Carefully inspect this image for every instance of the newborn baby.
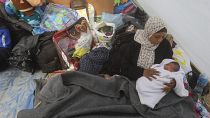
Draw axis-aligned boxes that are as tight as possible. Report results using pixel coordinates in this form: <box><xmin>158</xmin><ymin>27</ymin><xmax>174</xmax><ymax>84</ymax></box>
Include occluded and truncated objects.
<box><xmin>136</xmin><ymin>59</ymin><xmax>189</xmax><ymax>108</ymax></box>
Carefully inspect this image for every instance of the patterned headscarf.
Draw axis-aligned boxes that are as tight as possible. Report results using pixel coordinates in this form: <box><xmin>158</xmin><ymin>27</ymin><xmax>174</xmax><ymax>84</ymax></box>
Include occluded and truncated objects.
<box><xmin>134</xmin><ymin>17</ymin><xmax>166</xmax><ymax>69</ymax></box>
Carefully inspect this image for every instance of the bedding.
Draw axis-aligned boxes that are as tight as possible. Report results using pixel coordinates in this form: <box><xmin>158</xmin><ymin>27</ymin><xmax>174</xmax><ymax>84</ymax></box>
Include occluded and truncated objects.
<box><xmin>18</xmin><ymin>71</ymin><xmax>196</xmax><ymax>118</ymax></box>
<box><xmin>0</xmin><ymin>67</ymin><xmax>46</xmax><ymax>118</ymax></box>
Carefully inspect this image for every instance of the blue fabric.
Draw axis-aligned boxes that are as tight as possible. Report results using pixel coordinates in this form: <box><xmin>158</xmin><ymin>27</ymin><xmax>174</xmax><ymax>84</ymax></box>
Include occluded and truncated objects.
<box><xmin>193</xmin><ymin>73</ymin><xmax>209</xmax><ymax>95</ymax></box>
<box><xmin>32</xmin><ymin>27</ymin><xmax>46</xmax><ymax>35</ymax></box>
<box><xmin>114</xmin><ymin>0</ymin><xmax>132</xmax><ymax>14</ymax></box>
<box><xmin>79</xmin><ymin>47</ymin><xmax>109</xmax><ymax>75</ymax></box>
<box><xmin>0</xmin><ymin>67</ymin><xmax>46</xmax><ymax>118</ymax></box>
<box><xmin>0</xmin><ymin>27</ymin><xmax>11</xmax><ymax>48</ymax></box>
<box><xmin>102</xmin><ymin>12</ymin><xmax>124</xmax><ymax>28</ymax></box>
<box><xmin>4</xmin><ymin>1</ymin><xmax>16</xmax><ymax>16</ymax></box>
<box><xmin>4</xmin><ymin>0</ymin><xmax>46</xmax><ymax>35</ymax></box>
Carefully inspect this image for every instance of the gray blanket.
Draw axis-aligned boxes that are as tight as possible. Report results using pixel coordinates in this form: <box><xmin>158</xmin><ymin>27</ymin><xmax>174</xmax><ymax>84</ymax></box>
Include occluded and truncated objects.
<box><xmin>18</xmin><ymin>71</ymin><xmax>196</xmax><ymax>118</ymax></box>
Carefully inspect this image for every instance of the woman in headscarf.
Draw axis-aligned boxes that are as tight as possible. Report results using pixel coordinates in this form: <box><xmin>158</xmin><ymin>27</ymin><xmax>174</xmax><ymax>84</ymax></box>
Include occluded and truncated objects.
<box><xmin>121</xmin><ymin>17</ymin><xmax>173</xmax><ymax>82</ymax></box>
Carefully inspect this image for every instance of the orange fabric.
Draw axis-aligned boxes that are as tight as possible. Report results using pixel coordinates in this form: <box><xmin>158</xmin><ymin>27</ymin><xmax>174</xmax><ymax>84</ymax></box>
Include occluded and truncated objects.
<box><xmin>26</xmin><ymin>0</ymin><xmax>44</xmax><ymax>6</ymax></box>
<box><xmin>11</xmin><ymin>0</ymin><xmax>34</xmax><ymax>16</ymax></box>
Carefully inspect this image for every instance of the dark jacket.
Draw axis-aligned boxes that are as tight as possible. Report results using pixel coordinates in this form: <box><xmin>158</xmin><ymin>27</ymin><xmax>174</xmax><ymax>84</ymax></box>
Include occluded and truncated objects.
<box><xmin>0</xmin><ymin>47</ymin><xmax>10</xmax><ymax>71</ymax></box>
<box><xmin>100</xmin><ymin>32</ymin><xmax>135</xmax><ymax>75</ymax></box>
<box><xmin>121</xmin><ymin>39</ymin><xmax>173</xmax><ymax>80</ymax></box>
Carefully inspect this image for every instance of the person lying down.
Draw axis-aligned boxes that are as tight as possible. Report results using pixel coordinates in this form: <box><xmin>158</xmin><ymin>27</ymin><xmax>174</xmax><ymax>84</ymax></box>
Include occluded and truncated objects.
<box><xmin>136</xmin><ymin>59</ymin><xmax>189</xmax><ymax>108</ymax></box>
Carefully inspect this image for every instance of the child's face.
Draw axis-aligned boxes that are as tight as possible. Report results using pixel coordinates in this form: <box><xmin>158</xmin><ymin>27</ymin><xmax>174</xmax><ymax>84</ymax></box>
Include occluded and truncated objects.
<box><xmin>164</xmin><ymin>63</ymin><xmax>176</xmax><ymax>72</ymax></box>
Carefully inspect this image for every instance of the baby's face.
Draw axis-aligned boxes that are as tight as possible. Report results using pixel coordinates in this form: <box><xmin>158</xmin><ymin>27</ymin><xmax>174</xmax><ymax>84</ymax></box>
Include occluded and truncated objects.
<box><xmin>164</xmin><ymin>63</ymin><xmax>176</xmax><ymax>72</ymax></box>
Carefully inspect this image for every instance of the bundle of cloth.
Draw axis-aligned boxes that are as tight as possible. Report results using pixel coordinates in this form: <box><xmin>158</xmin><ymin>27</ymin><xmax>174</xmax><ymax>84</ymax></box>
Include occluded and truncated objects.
<box><xmin>136</xmin><ymin>59</ymin><xmax>189</xmax><ymax>108</ymax></box>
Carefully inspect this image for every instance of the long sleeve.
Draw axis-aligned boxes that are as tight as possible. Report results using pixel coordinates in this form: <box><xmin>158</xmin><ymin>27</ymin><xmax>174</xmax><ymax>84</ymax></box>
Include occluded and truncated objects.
<box><xmin>121</xmin><ymin>41</ymin><xmax>144</xmax><ymax>80</ymax></box>
<box><xmin>154</xmin><ymin>39</ymin><xmax>173</xmax><ymax>64</ymax></box>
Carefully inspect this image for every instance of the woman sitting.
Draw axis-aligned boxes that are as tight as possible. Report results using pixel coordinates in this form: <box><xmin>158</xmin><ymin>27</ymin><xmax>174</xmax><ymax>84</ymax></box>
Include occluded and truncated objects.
<box><xmin>121</xmin><ymin>17</ymin><xmax>173</xmax><ymax>81</ymax></box>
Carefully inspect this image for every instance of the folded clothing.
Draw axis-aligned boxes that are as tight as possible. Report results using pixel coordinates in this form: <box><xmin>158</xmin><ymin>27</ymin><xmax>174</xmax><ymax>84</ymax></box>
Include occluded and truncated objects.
<box><xmin>79</xmin><ymin>47</ymin><xmax>109</xmax><ymax>75</ymax></box>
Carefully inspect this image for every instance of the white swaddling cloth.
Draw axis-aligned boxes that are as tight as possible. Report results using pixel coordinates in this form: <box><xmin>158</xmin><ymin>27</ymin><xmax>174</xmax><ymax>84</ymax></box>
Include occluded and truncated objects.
<box><xmin>136</xmin><ymin>59</ymin><xmax>189</xmax><ymax>108</ymax></box>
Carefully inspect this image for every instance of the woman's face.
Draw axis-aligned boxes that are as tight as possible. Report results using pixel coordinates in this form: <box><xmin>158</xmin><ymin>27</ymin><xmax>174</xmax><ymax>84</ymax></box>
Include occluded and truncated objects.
<box><xmin>149</xmin><ymin>32</ymin><xmax>166</xmax><ymax>45</ymax></box>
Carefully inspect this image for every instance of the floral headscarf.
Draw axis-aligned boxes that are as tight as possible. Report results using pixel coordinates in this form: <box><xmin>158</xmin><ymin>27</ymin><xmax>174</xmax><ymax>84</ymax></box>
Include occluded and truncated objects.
<box><xmin>134</xmin><ymin>17</ymin><xmax>166</xmax><ymax>69</ymax></box>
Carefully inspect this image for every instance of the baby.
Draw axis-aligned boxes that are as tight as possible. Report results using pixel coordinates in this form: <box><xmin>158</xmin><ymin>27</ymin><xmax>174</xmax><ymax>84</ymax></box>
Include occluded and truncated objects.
<box><xmin>136</xmin><ymin>59</ymin><xmax>189</xmax><ymax>108</ymax></box>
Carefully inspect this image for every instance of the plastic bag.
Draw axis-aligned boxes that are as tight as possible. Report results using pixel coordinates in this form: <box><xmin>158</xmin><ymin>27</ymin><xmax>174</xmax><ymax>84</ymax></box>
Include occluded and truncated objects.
<box><xmin>40</xmin><ymin>3</ymin><xmax>79</xmax><ymax>32</ymax></box>
<box><xmin>173</xmin><ymin>45</ymin><xmax>192</xmax><ymax>74</ymax></box>
<box><xmin>73</xmin><ymin>29</ymin><xmax>93</xmax><ymax>58</ymax></box>
<box><xmin>101</xmin><ymin>12</ymin><xmax>123</xmax><ymax>28</ymax></box>
<box><xmin>94</xmin><ymin>22</ymin><xmax>115</xmax><ymax>48</ymax></box>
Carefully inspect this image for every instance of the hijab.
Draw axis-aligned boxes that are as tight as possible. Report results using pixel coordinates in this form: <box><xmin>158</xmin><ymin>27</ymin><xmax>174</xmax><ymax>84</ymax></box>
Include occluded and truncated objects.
<box><xmin>134</xmin><ymin>17</ymin><xmax>166</xmax><ymax>69</ymax></box>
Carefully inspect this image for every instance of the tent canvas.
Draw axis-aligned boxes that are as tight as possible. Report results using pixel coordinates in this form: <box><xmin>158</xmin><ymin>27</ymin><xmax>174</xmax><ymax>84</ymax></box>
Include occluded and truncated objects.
<box><xmin>132</xmin><ymin>0</ymin><xmax>210</xmax><ymax>78</ymax></box>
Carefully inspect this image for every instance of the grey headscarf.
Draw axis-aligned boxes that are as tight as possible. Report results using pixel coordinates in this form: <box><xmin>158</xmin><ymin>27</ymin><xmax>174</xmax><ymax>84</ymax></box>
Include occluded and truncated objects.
<box><xmin>134</xmin><ymin>17</ymin><xmax>166</xmax><ymax>69</ymax></box>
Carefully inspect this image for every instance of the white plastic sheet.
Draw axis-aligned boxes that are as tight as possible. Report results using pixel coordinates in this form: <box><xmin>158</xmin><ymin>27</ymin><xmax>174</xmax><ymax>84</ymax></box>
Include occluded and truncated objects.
<box><xmin>133</xmin><ymin>0</ymin><xmax>210</xmax><ymax>78</ymax></box>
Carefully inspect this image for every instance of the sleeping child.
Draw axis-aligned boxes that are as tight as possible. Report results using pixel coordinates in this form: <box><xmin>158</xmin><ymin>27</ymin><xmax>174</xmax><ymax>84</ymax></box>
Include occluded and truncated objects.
<box><xmin>136</xmin><ymin>59</ymin><xmax>189</xmax><ymax>108</ymax></box>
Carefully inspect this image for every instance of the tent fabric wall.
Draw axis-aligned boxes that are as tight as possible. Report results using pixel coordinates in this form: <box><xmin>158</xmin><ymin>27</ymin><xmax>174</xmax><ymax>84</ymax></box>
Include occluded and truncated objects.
<box><xmin>133</xmin><ymin>0</ymin><xmax>210</xmax><ymax>78</ymax></box>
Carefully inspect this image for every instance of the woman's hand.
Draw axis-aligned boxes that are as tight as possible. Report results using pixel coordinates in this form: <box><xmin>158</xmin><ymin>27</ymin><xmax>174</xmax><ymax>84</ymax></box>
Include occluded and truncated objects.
<box><xmin>143</xmin><ymin>68</ymin><xmax>160</xmax><ymax>81</ymax></box>
<box><xmin>162</xmin><ymin>79</ymin><xmax>176</xmax><ymax>93</ymax></box>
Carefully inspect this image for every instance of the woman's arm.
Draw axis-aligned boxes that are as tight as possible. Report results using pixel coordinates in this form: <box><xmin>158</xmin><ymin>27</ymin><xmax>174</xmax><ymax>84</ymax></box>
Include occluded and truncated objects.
<box><xmin>155</xmin><ymin>39</ymin><xmax>173</xmax><ymax>64</ymax></box>
<box><xmin>162</xmin><ymin>39</ymin><xmax>173</xmax><ymax>59</ymax></box>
